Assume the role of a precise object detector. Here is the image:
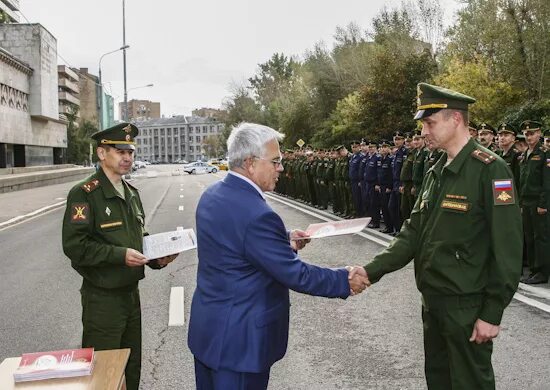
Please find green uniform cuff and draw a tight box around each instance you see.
[112,246,127,265]
[479,300,504,325]
[364,263,384,284]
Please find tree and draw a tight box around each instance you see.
[435,56,524,125]
[202,134,225,159]
[66,105,96,165]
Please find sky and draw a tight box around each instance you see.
[20,0,461,119]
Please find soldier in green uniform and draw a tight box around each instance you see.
[468,121,479,141]
[422,144,443,178]
[411,131,428,198]
[62,123,178,390]
[518,120,549,284]
[496,123,520,185]
[325,149,337,213]
[316,150,329,209]
[478,123,499,152]
[400,132,416,220]
[350,83,522,389]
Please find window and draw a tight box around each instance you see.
[189,136,193,142]
[203,126,207,133]
[196,136,201,142]
[190,146,194,152]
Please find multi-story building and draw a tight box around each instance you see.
[135,116,224,163]
[0,0,19,23]
[58,65,80,122]
[120,99,160,122]
[75,67,114,130]
[0,23,67,167]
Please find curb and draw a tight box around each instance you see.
[0,200,66,230]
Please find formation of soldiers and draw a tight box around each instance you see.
[275,120,550,284]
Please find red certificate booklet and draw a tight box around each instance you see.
[13,347,95,382]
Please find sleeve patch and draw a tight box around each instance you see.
[471,149,496,164]
[71,203,90,224]
[492,180,516,205]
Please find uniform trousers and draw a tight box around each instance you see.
[81,283,141,390]
[351,180,362,217]
[422,294,494,390]
[388,189,402,231]
[522,204,550,275]
[194,358,270,390]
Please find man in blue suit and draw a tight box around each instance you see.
[188,123,369,390]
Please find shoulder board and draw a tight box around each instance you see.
[81,178,100,193]
[471,149,496,164]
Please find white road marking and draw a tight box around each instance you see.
[265,192,550,314]
[0,200,66,231]
[178,205,184,211]
[168,287,185,326]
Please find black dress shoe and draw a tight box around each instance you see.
[367,223,380,228]
[520,273,535,283]
[524,272,549,285]
[380,228,394,234]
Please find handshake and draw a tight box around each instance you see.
[346,266,370,296]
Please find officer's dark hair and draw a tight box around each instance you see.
[441,109,469,127]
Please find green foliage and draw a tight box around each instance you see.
[502,99,550,130]
[202,134,225,158]
[435,56,524,125]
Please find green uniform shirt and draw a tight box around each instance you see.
[519,142,547,208]
[62,167,148,290]
[400,148,416,183]
[365,139,522,325]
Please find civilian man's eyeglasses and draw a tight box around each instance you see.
[253,156,283,167]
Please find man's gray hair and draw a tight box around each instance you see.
[227,123,284,169]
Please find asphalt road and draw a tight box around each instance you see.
[0,166,549,389]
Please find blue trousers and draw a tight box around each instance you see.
[194,358,270,390]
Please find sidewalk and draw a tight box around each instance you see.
[0,181,77,227]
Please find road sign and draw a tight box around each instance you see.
[296,139,305,148]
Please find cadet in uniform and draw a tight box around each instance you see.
[62,123,177,390]
[390,132,407,232]
[365,142,380,227]
[411,130,428,197]
[351,83,522,389]
[519,120,549,284]
[400,132,416,220]
[349,141,363,217]
[478,123,498,152]
[497,123,520,185]
[376,140,394,234]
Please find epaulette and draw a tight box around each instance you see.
[81,178,100,193]
[471,149,496,164]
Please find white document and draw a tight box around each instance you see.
[294,217,371,239]
[142,229,197,260]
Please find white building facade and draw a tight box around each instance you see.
[135,116,224,163]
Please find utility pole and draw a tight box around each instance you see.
[122,0,128,122]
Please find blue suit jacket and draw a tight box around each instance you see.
[188,173,350,373]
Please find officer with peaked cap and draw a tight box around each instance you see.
[518,120,549,284]
[478,123,498,152]
[351,82,522,390]
[497,123,520,185]
[62,123,178,390]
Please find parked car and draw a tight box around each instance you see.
[183,161,218,174]
[133,160,147,169]
[175,159,189,164]
[209,159,228,171]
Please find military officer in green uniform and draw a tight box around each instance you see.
[400,132,416,219]
[478,123,499,152]
[411,130,428,198]
[496,123,520,185]
[350,83,522,389]
[62,123,178,390]
[518,120,549,284]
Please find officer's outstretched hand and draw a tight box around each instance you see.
[346,266,371,296]
[469,318,500,344]
[125,248,148,267]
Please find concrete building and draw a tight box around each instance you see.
[58,65,80,122]
[0,24,67,167]
[121,99,160,122]
[135,116,224,163]
[0,0,19,23]
[76,68,99,127]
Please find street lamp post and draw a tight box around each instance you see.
[122,0,128,122]
[98,45,129,130]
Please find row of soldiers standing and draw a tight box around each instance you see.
[275,120,550,284]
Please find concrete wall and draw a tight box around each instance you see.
[77,69,99,127]
[0,24,59,119]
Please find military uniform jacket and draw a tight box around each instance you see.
[376,154,393,188]
[498,146,520,186]
[392,146,407,190]
[62,167,148,289]
[519,142,547,208]
[412,148,429,188]
[365,139,522,325]
[349,152,362,182]
[400,148,416,183]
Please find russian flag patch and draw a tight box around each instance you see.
[492,179,515,205]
